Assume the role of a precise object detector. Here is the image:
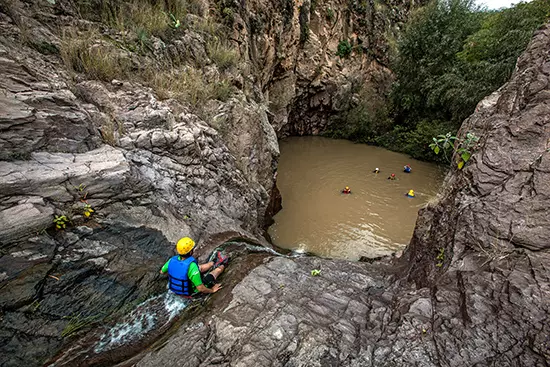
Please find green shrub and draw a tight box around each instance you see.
[336,40,352,57]
[392,0,550,129]
[326,7,335,22]
[376,120,456,162]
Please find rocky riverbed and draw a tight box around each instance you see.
[1,0,550,366]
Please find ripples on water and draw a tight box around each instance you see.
[268,137,446,260]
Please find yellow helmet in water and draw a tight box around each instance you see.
[408,190,415,197]
[176,237,195,255]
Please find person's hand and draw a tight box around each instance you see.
[212,283,222,293]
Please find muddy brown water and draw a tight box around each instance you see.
[268,137,446,260]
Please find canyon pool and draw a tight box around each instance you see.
[268,137,446,260]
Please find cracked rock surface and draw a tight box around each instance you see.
[136,25,550,367]
[1,0,549,366]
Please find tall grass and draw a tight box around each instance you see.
[60,1,238,114]
[76,0,191,36]
[207,38,239,71]
[60,29,132,81]
[145,67,233,107]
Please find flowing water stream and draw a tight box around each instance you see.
[268,137,446,260]
[48,241,291,366]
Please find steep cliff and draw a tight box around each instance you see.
[0,0,419,365]
[134,23,550,367]
[4,0,548,366]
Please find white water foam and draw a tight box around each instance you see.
[94,292,188,353]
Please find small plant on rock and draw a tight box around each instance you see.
[336,40,352,58]
[326,7,335,22]
[165,12,181,29]
[53,215,69,230]
[74,183,88,200]
[435,247,445,267]
[61,313,102,337]
[429,131,479,169]
[83,204,94,218]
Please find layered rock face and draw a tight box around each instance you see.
[243,0,412,136]
[3,1,549,367]
[0,0,417,365]
[135,24,550,367]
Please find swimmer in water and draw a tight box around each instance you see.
[388,173,396,180]
[342,186,351,194]
[404,164,412,173]
[373,168,380,174]
[406,189,415,198]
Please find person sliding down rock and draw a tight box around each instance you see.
[159,237,229,297]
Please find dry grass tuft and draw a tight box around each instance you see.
[145,67,233,108]
[207,38,239,71]
[61,29,132,81]
[76,0,202,37]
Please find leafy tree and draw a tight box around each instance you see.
[385,0,550,161]
[392,0,483,126]
[325,0,550,162]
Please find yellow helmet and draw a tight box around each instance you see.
[176,237,195,255]
[408,190,415,196]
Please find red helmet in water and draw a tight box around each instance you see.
[391,173,395,177]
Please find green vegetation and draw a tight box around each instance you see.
[332,0,550,161]
[61,29,131,82]
[429,131,479,168]
[336,40,352,57]
[53,215,69,230]
[62,313,103,337]
[58,0,239,117]
[74,0,194,38]
[326,7,335,22]
[83,204,94,218]
[436,247,445,267]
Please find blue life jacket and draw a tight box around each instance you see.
[167,255,197,296]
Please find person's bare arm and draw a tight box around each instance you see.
[196,283,222,294]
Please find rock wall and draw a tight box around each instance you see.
[0,0,420,365]
[233,0,411,137]
[134,23,550,367]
